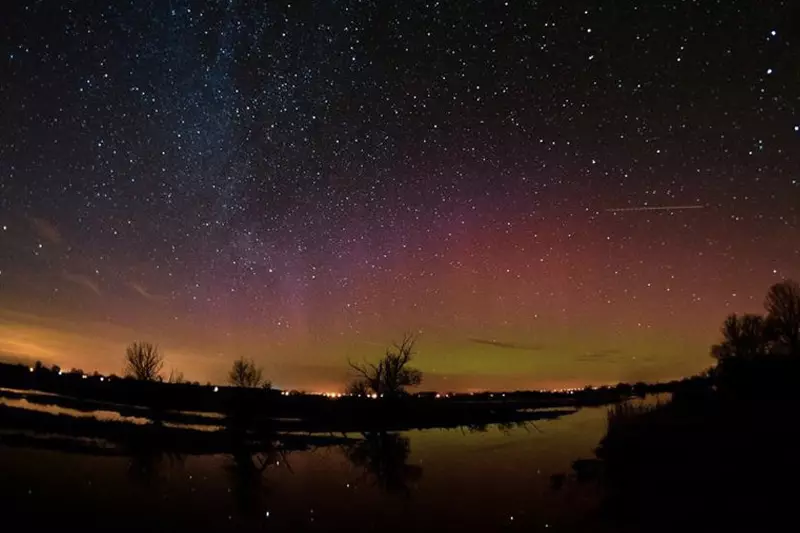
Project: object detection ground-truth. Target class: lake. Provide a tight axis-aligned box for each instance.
[0,400,647,532]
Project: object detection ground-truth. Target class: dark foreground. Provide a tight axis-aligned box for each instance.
[3,359,797,532]
[571,357,800,532]
[0,404,611,533]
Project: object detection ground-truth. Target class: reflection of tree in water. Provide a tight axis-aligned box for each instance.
[345,432,422,496]
[463,420,535,435]
[219,390,291,517]
[224,443,290,518]
[126,432,183,486]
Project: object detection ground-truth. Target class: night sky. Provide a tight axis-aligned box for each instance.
[1,1,798,392]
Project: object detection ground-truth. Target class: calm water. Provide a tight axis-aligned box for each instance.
[0,403,642,532]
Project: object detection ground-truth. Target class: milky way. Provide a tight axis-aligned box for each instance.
[1,1,798,391]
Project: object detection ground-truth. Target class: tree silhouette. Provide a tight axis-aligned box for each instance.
[710,314,768,361]
[124,341,164,381]
[228,357,266,388]
[348,333,423,397]
[765,279,800,356]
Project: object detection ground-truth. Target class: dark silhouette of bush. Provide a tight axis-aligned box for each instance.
[124,342,164,381]
[765,279,800,356]
[710,313,769,361]
[348,333,423,398]
[228,357,267,388]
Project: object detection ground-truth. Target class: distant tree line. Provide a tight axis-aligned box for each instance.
[119,342,270,389]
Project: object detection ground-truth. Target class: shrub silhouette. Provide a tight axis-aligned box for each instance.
[228,357,266,388]
[765,279,800,356]
[710,314,769,361]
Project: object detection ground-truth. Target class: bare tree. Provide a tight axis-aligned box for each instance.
[167,368,185,384]
[710,314,768,361]
[124,342,164,381]
[348,333,423,397]
[228,357,264,388]
[765,279,800,356]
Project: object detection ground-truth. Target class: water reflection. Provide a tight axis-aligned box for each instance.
[127,443,184,487]
[463,419,538,435]
[224,444,286,517]
[345,432,422,496]
[0,405,614,532]
[125,428,184,486]
[1,396,151,424]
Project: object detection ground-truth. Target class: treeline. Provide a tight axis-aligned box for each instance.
[577,279,800,532]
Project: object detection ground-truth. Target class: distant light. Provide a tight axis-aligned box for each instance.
[29,367,34,372]
[100,377,104,382]
[766,68,773,75]
[58,370,63,376]
[795,126,799,132]
[370,393,378,399]
[435,393,441,399]
[346,483,350,488]
[510,515,515,521]
[82,374,87,379]
[213,386,219,392]
[771,30,777,36]
[265,511,270,518]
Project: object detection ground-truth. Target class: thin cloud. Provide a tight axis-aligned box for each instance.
[575,349,621,363]
[468,338,544,351]
[30,217,63,245]
[129,282,167,302]
[0,349,37,365]
[62,271,101,295]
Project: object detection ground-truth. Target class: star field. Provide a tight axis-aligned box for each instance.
[0,1,798,391]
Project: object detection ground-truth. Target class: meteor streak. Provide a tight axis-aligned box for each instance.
[606,205,705,213]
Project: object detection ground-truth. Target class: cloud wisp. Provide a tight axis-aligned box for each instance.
[128,282,167,302]
[62,271,101,295]
[575,349,622,363]
[468,338,544,351]
[30,217,63,245]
